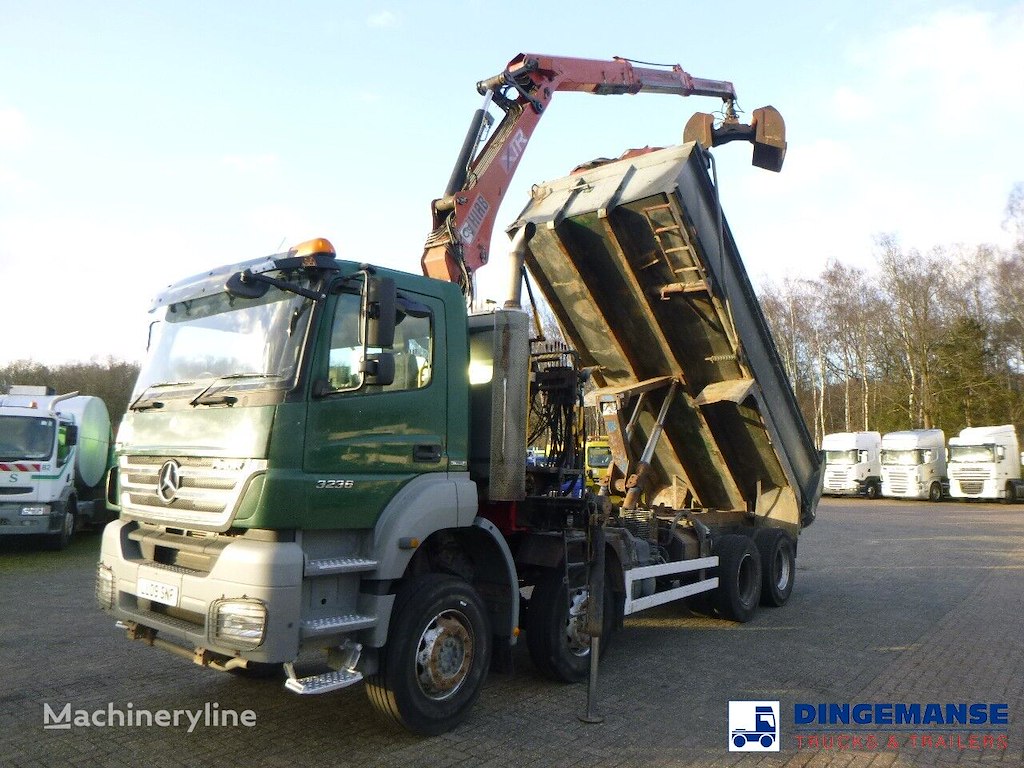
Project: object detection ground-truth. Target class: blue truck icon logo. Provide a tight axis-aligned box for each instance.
[730,704,778,750]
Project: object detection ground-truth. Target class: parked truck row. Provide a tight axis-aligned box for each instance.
[822,425,1024,503]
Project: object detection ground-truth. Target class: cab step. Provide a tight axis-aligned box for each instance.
[300,614,376,637]
[304,557,378,576]
[284,667,363,695]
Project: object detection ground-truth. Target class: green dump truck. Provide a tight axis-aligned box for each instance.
[97,53,818,735]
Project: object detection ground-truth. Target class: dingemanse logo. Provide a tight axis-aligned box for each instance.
[729,700,780,751]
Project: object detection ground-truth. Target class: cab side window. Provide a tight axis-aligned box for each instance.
[327,292,363,390]
[56,424,72,466]
[385,310,432,392]
[326,291,433,393]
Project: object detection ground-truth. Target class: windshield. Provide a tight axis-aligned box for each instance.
[949,444,995,463]
[587,445,612,468]
[881,449,925,466]
[0,416,55,461]
[825,449,858,465]
[133,277,314,399]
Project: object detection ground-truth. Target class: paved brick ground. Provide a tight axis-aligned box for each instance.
[1,497,1022,767]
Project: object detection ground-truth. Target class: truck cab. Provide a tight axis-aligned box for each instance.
[880,429,946,501]
[947,424,1023,501]
[821,431,881,498]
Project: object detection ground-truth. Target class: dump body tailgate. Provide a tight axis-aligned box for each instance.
[510,143,820,529]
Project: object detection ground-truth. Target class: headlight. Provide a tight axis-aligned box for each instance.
[210,599,267,650]
[20,504,51,516]
[96,564,115,610]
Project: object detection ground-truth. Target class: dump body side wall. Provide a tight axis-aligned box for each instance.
[511,144,820,528]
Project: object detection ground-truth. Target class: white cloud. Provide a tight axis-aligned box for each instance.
[850,7,1024,139]
[221,153,279,173]
[832,86,874,122]
[367,10,399,29]
[0,107,29,149]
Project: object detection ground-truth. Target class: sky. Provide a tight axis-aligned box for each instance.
[1,0,1022,365]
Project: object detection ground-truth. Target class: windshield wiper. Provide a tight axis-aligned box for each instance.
[189,373,285,407]
[129,381,198,411]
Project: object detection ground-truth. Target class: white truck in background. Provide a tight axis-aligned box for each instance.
[822,431,882,499]
[0,385,112,549]
[947,424,1024,502]
[880,429,947,502]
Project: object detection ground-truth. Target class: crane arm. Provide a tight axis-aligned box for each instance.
[421,53,783,295]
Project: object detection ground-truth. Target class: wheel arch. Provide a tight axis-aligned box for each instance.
[373,515,519,651]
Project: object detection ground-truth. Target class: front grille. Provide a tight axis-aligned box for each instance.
[824,469,853,490]
[885,470,910,494]
[120,455,266,531]
[0,487,32,495]
[950,467,990,496]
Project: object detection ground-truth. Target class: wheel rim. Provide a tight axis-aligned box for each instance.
[772,544,792,592]
[564,588,591,658]
[414,609,475,701]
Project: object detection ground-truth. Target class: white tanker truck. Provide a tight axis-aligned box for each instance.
[0,385,112,549]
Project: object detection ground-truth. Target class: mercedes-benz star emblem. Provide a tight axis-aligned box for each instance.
[157,460,181,504]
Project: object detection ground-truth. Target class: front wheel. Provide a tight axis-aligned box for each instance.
[928,482,943,502]
[865,481,881,500]
[365,574,491,736]
[44,506,75,551]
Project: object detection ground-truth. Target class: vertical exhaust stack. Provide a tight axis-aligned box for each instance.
[504,223,536,309]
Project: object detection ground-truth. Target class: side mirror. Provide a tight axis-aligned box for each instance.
[361,352,396,386]
[365,277,396,348]
[226,270,271,299]
[64,425,79,446]
[997,445,1006,459]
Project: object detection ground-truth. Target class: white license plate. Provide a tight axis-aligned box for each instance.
[137,577,179,607]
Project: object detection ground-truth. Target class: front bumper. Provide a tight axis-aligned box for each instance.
[0,505,63,536]
[97,519,304,663]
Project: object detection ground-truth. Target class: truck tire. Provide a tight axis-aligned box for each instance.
[44,505,75,551]
[756,529,796,607]
[928,482,942,502]
[713,535,762,623]
[365,574,491,736]
[865,481,881,500]
[526,568,613,683]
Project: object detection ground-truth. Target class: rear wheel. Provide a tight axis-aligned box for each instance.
[526,568,614,683]
[365,574,491,735]
[756,529,796,607]
[713,535,762,622]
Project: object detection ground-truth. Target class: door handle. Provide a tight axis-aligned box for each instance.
[413,444,442,463]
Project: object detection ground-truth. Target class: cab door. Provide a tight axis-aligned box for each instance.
[303,280,447,529]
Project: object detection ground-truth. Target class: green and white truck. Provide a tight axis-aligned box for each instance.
[1,385,111,548]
